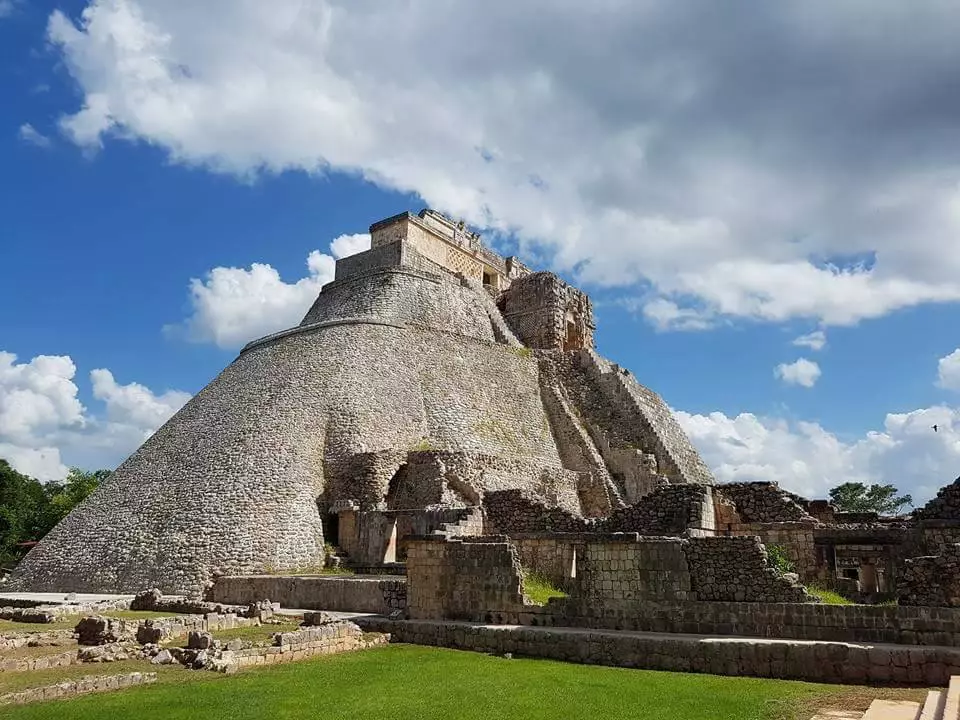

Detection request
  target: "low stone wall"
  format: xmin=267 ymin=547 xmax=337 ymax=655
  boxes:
xmin=537 ymin=598 xmax=960 ymax=647
xmin=407 ymin=538 xmax=529 ymax=620
xmin=219 ymin=625 xmax=389 ymax=671
xmin=356 ymin=618 xmax=960 ymax=686
xmin=0 ymin=672 xmax=157 ymax=706
xmin=899 ymin=545 xmax=960 ymax=607
xmin=0 ymin=650 xmax=77 ymax=673
xmin=208 ymin=575 xmax=407 ymax=614
xmin=0 ymin=630 xmax=74 ymax=651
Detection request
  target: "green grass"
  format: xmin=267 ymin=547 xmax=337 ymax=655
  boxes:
xmin=806 ymin=586 xmax=855 ymax=605
xmin=0 ymin=645 xmax=928 ymax=720
xmin=204 ymin=622 xmax=302 ymax=645
xmin=520 ymin=571 xmax=568 ymax=605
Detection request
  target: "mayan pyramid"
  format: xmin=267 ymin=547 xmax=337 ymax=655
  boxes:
xmin=8 ymin=209 xmax=712 ymax=595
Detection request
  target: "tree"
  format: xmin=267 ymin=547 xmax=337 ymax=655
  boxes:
xmin=0 ymin=461 xmax=111 ymax=569
xmin=45 ymin=467 xmax=110 ymax=523
xmin=828 ymin=482 xmax=913 ymax=515
xmin=0 ymin=460 xmax=49 ymax=567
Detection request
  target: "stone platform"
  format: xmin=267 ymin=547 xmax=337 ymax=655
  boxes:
xmin=355 ymin=617 xmax=960 ymax=686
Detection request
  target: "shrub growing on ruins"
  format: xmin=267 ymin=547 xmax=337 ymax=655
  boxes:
xmin=521 ymin=570 xmax=568 ymax=605
xmin=805 ymin=586 xmax=854 ymax=605
xmin=764 ymin=544 xmax=795 ymax=575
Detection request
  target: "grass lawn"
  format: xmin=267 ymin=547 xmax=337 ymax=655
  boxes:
xmin=0 ymin=644 xmax=930 ymax=720
xmin=204 ymin=622 xmax=302 ymax=645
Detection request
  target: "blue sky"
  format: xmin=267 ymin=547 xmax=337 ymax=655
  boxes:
xmin=3 ymin=0 xmax=960 ymax=504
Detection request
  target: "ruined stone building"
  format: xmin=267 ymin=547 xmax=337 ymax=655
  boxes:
xmin=8 ymin=209 xmax=714 ymax=595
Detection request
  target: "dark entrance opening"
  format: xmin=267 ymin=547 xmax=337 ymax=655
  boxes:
xmin=325 ymin=512 xmax=340 ymax=546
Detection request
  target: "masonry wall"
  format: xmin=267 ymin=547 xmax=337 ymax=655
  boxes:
xmin=208 ymin=575 xmax=407 ymax=613
xmin=898 ymin=544 xmax=960 ymax=607
xmin=355 ymin=617 xmax=960 ymax=686
xmin=405 ymin=538 xmax=531 ymax=621
xmin=300 ymin=267 xmax=498 ymax=344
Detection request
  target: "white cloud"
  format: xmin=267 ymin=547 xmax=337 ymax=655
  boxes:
xmin=330 ymin=233 xmax=370 ymax=260
xmin=937 ymin=349 xmax=960 ymax=392
xmin=774 ymin=358 xmax=822 ymax=388
xmin=164 ymin=250 xmax=335 ymax=350
xmin=91 ymin=369 xmax=190 ymax=430
xmin=792 ymin=330 xmax=827 ymax=352
xmin=0 ymin=352 xmax=190 ymax=481
xmin=0 ymin=1 xmax=18 ymax=19
xmin=18 ymin=123 xmax=52 ymax=148
xmin=677 ymin=405 xmax=958 ymax=504
xmin=165 ymin=232 xmax=370 ymax=350
xmin=45 ymin=1 xmax=960 ymax=330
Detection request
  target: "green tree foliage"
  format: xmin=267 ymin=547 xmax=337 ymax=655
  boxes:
xmin=0 ymin=460 xmax=110 ymax=569
xmin=828 ymin=482 xmax=913 ymax=515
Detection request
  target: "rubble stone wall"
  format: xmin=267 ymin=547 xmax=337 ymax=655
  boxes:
xmin=684 ymin=536 xmax=811 ymax=603
xmin=898 ymin=544 xmax=960 ymax=607
xmin=916 ymin=477 xmax=960 ymax=520
xmin=0 ymin=672 xmax=157 ymax=707
xmin=208 ymin=576 xmax=407 ymax=614
xmin=715 ymin=482 xmax=815 ymax=524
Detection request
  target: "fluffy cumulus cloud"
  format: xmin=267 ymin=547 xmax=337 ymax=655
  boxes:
xmin=792 ymin=330 xmax=827 ymax=352
xmin=677 ymin=405 xmax=959 ymax=505
xmin=938 ymin=349 xmax=960 ymax=391
xmin=774 ymin=358 xmax=822 ymax=388
xmin=0 ymin=351 xmax=190 ymax=481
xmin=46 ymin=1 xmax=960 ymax=330
xmin=165 ymin=233 xmax=370 ymax=349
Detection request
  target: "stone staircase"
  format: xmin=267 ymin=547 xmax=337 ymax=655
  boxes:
xmin=811 ymin=677 xmax=960 ymax=719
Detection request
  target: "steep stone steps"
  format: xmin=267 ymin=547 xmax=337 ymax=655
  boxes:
xmin=861 ymin=700 xmax=921 ymax=719
xmin=919 ymin=690 xmax=945 ymax=720
xmin=945 ymin=675 xmax=960 ymax=720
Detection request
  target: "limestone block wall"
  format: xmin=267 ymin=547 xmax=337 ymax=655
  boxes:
xmin=208 ymin=575 xmax=407 ymax=613
xmin=300 ymin=267 xmax=497 ymax=344
xmin=574 ymin=536 xmax=693 ymax=601
xmin=684 ymin=536 xmax=811 ymax=603
xmin=510 ymin=534 xmax=580 ymax=590
xmin=898 ymin=544 xmax=960 ymax=606
xmin=405 ymin=537 xmax=531 ymax=621
xmin=725 ymin=523 xmax=818 ymax=582
xmin=498 ymin=272 xmax=595 ymax=350
xmin=483 ymin=484 xmax=711 ymax=537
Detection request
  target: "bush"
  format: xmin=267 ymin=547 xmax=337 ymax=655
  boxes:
xmin=521 ymin=570 xmax=568 ymax=605
xmin=765 ymin=544 xmax=795 ymax=575
xmin=806 ymin=586 xmax=854 ymax=605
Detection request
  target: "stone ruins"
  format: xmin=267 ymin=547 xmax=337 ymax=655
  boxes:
xmin=7 ymin=208 xmax=712 ymax=595
xmin=9 ymin=208 xmax=960 ymax=691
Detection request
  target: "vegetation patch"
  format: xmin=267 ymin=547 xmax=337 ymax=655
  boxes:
xmin=205 ymin=622 xmax=302 ymax=646
xmin=806 ymin=586 xmax=855 ymax=606
xmin=0 ymin=645 xmax=932 ymax=720
xmin=521 ymin=570 xmax=568 ymax=605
